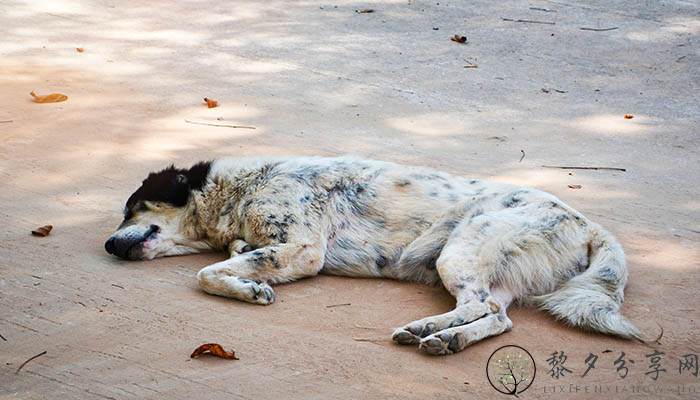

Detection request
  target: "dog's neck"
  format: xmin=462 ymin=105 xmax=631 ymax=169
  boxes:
xmin=184 ymin=165 xmax=273 ymax=251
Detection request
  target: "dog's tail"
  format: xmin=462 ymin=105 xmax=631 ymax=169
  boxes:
xmin=532 ymin=227 xmax=646 ymax=342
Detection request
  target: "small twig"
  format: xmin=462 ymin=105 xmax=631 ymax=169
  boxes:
xmin=353 ymin=338 xmax=384 ymax=343
xmin=462 ymin=57 xmax=478 ymax=68
xmin=353 ymin=324 xmax=376 ymax=330
xmin=326 ymin=303 xmax=351 ymax=308
xmin=580 ymin=27 xmax=618 ymax=32
xmin=542 ymin=165 xmax=627 ymax=172
xmin=502 ymin=18 xmax=555 ymax=25
xmin=519 ymin=150 xmax=525 ymax=163
xmin=15 ymin=351 xmax=47 ymax=374
xmin=111 ymin=283 xmax=124 ymax=289
xmin=529 ymin=7 xmax=556 ymax=12
xmin=184 ymin=119 xmax=256 ymax=129
xmin=0 ymin=333 xmax=6 ymax=341
xmin=0 ymin=120 xmax=13 ymax=123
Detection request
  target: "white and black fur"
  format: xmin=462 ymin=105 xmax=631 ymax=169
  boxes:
xmin=105 ymin=156 xmax=643 ymax=355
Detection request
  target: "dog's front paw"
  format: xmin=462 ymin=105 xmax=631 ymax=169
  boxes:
xmin=240 ymin=280 xmax=275 ymax=305
xmin=197 ymin=268 xmax=276 ymax=305
xmin=229 ymin=239 xmax=254 ymax=256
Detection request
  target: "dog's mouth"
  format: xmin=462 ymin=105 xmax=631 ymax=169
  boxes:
xmin=105 ymin=224 xmax=160 ymax=260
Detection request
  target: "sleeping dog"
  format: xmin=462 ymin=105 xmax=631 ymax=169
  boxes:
xmin=105 ymin=156 xmax=642 ymax=355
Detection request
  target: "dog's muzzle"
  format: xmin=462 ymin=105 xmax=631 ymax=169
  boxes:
xmin=105 ymin=224 xmax=159 ymax=259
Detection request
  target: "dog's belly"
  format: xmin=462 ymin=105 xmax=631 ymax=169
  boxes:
xmin=321 ymin=222 xmax=418 ymax=278
xmin=320 ymin=172 xmax=490 ymax=278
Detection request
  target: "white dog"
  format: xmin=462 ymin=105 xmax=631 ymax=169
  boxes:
xmin=105 ymin=156 xmax=643 ymax=355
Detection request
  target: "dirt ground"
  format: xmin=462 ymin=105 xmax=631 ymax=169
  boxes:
xmin=1 ymin=0 xmax=698 ymax=399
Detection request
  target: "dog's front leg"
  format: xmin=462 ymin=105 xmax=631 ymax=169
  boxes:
xmin=196 ymin=243 xmax=324 ymax=305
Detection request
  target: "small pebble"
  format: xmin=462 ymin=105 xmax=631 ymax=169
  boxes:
xmin=433 ymin=27 xmax=439 ymax=30
xmin=320 ymin=5 xmax=324 ymax=9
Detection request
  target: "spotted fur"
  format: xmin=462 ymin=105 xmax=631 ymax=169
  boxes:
xmin=106 ymin=156 xmax=643 ymax=355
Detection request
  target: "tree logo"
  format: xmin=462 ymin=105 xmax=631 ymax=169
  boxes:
xmin=486 ymin=345 xmax=536 ymax=397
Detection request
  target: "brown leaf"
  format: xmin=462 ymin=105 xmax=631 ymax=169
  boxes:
xmin=31 ymin=225 xmax=53 ymax=236
xmin=76 ymin=47 xmax=84 ymax=53
xmin=567 ymin=184 xmax=582 ymax=189
xmin=203 ymin=98 xmax=218 ymax=108
xmin=451 ymin=35 xmax=467 ymax=43
xmin=190 ymin=343 xmax=239 ymax=360
xmin=30 ymin=91 xmax=67 ymax=103
xmin=623 ymin=114 xmax=634 ymax=119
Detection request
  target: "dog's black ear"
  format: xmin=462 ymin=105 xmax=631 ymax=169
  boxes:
xmin=124 ymin=161 xmax=211 ymax=212
xmin=185 ymin=161 xmax=211 ymax=191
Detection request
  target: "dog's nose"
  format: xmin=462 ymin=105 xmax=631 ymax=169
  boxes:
xmin=105 ymin=237 xmax=117 ymax=255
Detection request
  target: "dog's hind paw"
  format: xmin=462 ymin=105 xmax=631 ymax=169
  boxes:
xmin=419 ymin=331 xmax=464 ymax=355
xmin=392 ymin=321 xmax=438 ymax=345
xmin=392 ymin=328 xmax=420 ymax=345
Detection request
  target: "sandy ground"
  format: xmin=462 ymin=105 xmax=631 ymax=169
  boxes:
xmin=1 ymin=0 xmax=699 ymax=398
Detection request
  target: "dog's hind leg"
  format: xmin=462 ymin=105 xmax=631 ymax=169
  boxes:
xmin=393 ymin=213 xmax=515 ymax=353
xmin=418 ymin=286 xmax=514 ymax=355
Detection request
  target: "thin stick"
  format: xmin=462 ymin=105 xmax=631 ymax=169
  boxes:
xmin=529 ymin=7 xmax=556 ymax=12
xmin=580 ymin=27 xmax=618 ymax=32
xmin=502 ymin=18 xmax=555 ymax=25
xmin=326 ymin=303 xmax=351 ymax=308
xmin=15 ymin=351 xmax=47 ymax=374
xmin=519 ymin=150 xmax=525 ymax=163
xmin=542 ymin=165 xmax=626 ymax=172
xmin=0 ymin=120 xmax=12 ymax=123
xmin=353 ymin=338 xmax=384 ymax=343
xmin=184 ymin=119 xmax=256 ymax=129
xmin=111 ymin=283 xmax=124 ymax=289
xmin=0 ymin=333 xmax=6 ymax=341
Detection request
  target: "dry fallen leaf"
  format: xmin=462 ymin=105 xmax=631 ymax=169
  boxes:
xmin=203 ymin=98 xmax=218 ymax=108
xmin=31 ymin=225 xmax=53 ymax=236
xmin=30 ymin=91 xmax=67 ymax=103
xmin=190 ymin=343 xmax=238 ymax=360
xmin=624 ymin=114 xmax=634 ymax=119
xmin=76 ymin=47 xmax=84 ymax=53
xmin=451 ymin=35 xmax=467 ymax=43
xmin=567 ymin=184 xmax=582 ymax=189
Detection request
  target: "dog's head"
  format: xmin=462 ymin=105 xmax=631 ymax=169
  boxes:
xmin=105 ymin=162 xmax=213 ymax=260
